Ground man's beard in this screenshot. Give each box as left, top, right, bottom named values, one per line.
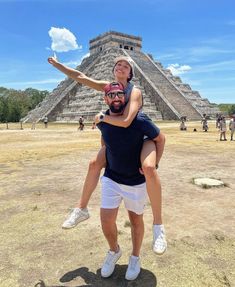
left=109, top=102, right=126, bottom=114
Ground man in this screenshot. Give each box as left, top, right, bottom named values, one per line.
left=78, top=116, right=85, bottom=131
left=97, top=82, right=165, bottom=280
left=219, top=116, right=227, bottom=141
left=43, top=116, right=48, bottom=128
left=180, top=116, right=187, bottom=131
left=229, top=116, right=235, bottom=141
left=201, top=114, right=208, bottom=132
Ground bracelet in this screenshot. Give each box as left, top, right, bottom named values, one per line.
left=99, top=112, right=105, bottom=122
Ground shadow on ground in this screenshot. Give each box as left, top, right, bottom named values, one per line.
left=35, top=265, right=157, bottom=287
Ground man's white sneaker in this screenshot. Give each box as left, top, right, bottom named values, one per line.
left=125, top=255, right=141, bottom=281
left=62, top=208, right=89, bottom=229
left=101, top=248, right=122, bottom=278
left=152, top=224, right=167, bottom=255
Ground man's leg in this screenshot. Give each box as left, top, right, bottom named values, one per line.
left=100, top=208, right=122, bottom=278
left=125, top=210, right=144, bottom=280
left=128, top=211, right=144, bottom=257
left=140, top=140, right=167, bottom=255
left=100, top=208, right=119, bottom=252
left=62, top=146, right=106, bottom=229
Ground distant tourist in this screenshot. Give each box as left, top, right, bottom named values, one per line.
left=31, top=122, right=36, bottom=130
left=43, top=116, right=48, bottom=128
left=78, top=116, right=85, bottom=131
left=201, top=114, right=208, bottom=132
left=180, top=116, right=187, bottom=131
left=229, top=116, right=235, bottom=141
left=216, top=113, right=222, bottom=128
left=218, top=116, right=227, bottom=141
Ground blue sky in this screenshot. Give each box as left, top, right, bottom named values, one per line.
left=0, top=0, right=234, bottom=104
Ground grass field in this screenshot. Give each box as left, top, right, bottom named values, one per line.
left=0, top=120, right=234, bottom=287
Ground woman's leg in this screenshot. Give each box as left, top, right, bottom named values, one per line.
left=140, top=140, right=167, bottom=255
left=62, top=146, right=106, bottom=229
left=140, top=140, right=162, bottom=225
left=76, top=146, right=106, bottom=208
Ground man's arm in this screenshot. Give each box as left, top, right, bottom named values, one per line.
left=48, top=57, right=108, bottom=91
left=95, top=87, right=142, bottom=127
left=152, top=132, right=166, bottom=166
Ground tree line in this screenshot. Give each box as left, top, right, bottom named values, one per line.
left=0, top=86, right=234, bottom=123
left=218, top=104, right=235, bottom=116
left=0, top=87, right=49, bottom=122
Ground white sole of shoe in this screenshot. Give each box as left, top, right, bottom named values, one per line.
left=62, top=215, right=90, bottom=229
left=125, top=269, right=141, bottom=281
left=153, top=245, right=167, bottom=255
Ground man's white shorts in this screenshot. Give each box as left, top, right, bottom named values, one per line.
left=100, top=176, right=147, bottom=215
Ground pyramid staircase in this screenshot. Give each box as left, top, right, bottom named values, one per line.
left=125, top=50, right=203, bottom=120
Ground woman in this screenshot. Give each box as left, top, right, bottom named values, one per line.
left=48, top=55, right=167, bottom=254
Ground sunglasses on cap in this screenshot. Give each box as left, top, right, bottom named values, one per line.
left=106, top=91, right=125, bottom=99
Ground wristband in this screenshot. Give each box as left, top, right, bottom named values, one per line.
left=99, top=112, right=105, bottom=122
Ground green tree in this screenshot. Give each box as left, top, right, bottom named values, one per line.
left=0, top=87, right=48, bottom=122
left=228, top=104, right=235, bottom=115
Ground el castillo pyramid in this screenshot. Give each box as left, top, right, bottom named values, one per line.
left=23, top=31, right=220, bottom=123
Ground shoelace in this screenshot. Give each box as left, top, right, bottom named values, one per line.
left=69, top=209, right=81, bottom=221
left=129, top=258, right=138, bottom=270
left=154, top=234, right=166, bottom=249
left=104, top=252, right=116, bottom=266
left=154, top=229, right=164, bottom=240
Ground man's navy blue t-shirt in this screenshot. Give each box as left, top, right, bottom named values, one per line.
left=97, top=112, right=160, bottom=186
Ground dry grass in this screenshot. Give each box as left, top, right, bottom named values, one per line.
left=0, top=121, right=234, bottom=287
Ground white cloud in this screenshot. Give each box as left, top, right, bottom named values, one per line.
left=167, top=63, right=192, bottom=75
left=48, top=27, right=82, bottom=52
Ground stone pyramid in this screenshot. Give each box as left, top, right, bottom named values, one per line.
left=23, top=31, right=219, bottom=123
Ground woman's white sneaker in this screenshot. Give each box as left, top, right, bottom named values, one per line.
left=101, top=248, right=122, bottom=278
left=62, top=208, right=89, bottom=229
left=125, top=255, right=141, bottom=281
left=152, top=224, right=167, bottom=255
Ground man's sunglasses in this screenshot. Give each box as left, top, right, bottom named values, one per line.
left=106, top=91, right=125, bottom=99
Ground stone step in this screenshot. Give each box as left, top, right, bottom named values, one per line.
left=127, top=50, right=202, bottom=120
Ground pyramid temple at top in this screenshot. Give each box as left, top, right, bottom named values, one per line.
left=23, top=31, right=220, bottom=123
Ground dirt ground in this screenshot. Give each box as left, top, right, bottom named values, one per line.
left=0, top=121, right=234, bottom=287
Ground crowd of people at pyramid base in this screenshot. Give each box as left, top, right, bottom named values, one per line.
left=179, top=113, right=235, bottom=141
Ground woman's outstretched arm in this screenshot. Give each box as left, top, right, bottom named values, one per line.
left=48, top=56, right=108, bottom=91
